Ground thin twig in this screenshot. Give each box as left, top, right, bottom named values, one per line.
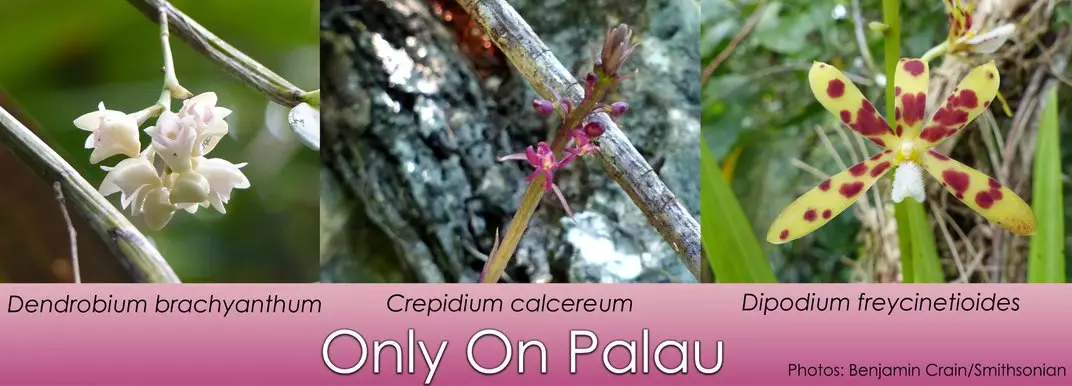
left=0, top=107, right=180, bottom=283
left=701, top=1, right=767, bottom=86
left=458, top=0, right=702, bottom=278
left=851, top=0, right=878, bottom=74
left=930, top=201, right=966, bottom=281
left=126, top=0, right=312, bottom=108
left=823, top=124, right=852, bottom=169
left=789, top=158, right=830, bottom=180
left=53, top=182, right=81, bottom=283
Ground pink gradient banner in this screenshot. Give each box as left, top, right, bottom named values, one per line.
left=0, top=284, right=1069, bottom=385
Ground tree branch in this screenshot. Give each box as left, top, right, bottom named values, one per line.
left=125, top=0, right=317, bottom=109
left=457, top=0, right=703, bottom=279
left=0, top=107, right=181, bottom=283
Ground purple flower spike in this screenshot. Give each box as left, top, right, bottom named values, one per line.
left=532, top=99, right=554, bottom=117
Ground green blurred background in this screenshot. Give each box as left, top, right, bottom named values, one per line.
left=0, top=0, right=319, bottom=282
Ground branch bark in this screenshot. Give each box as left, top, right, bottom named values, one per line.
left=0, top=107, right=180, bottom=283
left=457, top=0, right=702, bottom=278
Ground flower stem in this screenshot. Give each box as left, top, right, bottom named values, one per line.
left=129, top=104, right=165, bottom=126
left=157, top=4, right=191, bottom=105
left=301, top=89, right=321, bottom=108
left=920, top=41, right=948, bottom=63
left=883, top=0, right=944, bottom=283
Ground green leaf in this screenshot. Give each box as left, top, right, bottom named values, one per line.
left=753, top=2, right=816, bottom=54
left=1028, top=87, right=1065, bottom=283
left=700, top=136, right=778, bottom=283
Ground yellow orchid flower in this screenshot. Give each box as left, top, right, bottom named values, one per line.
left=943, top=0, right=1015, bottom=55
left=767, top=58, right=1036, bottom=244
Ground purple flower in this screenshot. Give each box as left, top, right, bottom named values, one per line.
left=523, top=142, right=557, bottom=192
left=500, top=142, right=576, bottom=217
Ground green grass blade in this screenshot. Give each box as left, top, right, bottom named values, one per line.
left=884, top=0, right=944, bottom=283
left=700, top=137, right=777, bottom=283
left=1028, top=87, right=1064, bottom=283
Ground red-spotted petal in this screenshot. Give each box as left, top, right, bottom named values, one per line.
left=767, top=150, right=896, bottom=244
left=919, top=149, right=1036, bottom=236
left=808, top=62, right=899, bottom=150
left=893, top=58, right=930, bottom=139
left=917, top=61, right=999, bottom=149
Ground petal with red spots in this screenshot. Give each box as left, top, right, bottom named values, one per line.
left=894, top=58, right=929, bottom=139
left=767, top=150, right=896, bottom=244
left=918, top=61, right=1000, bottom=149
left=919, top=150, right=1036, bottom=236
left=808, top=62, right=899, bottom=150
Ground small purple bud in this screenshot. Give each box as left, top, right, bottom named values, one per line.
left=583, top=121, right=605, bottom=138
left=585, top=73, right=598, bottom=89
left=532, top=99, right=554, bottom=117
left=610, top=101, right=629, bottom=117
left=559, top=99, right=574, bottom=116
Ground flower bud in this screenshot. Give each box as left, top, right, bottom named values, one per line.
left=169, top=169, right=211, bottom=204
left=532, top=99, right=554, bottom=117
left=583, top=121, right=605, bottom=138
left=585, top=73, right=598, bottom=89
left=598, top=24, right=638, bottom=76
left=610, top=101, right=629, bottom=117
left=141, top=187, right=176, bottom=231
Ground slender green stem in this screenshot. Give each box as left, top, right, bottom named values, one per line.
left=884, top=0, right=943, bottom=283
left=882, top=0, right=900, bottom=118
left=883, top=0, right=911, bottom=281
left=158, top=5, right=191, bottom=102
left=920, top=41, right=949, bottom=63
left=302, top=90, right=321, bottom=108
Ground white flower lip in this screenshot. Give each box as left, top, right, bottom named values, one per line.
left=891, top=161, right=926, bottom=204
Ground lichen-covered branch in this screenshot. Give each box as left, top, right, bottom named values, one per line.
left=457, top=0, right=702, bottom=278
left=0, top=107, right=180, bottom=283
left=125, top=0, right=317, bottom=109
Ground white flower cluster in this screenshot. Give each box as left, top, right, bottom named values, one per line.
left=73, top=92, right=250, bottom=230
